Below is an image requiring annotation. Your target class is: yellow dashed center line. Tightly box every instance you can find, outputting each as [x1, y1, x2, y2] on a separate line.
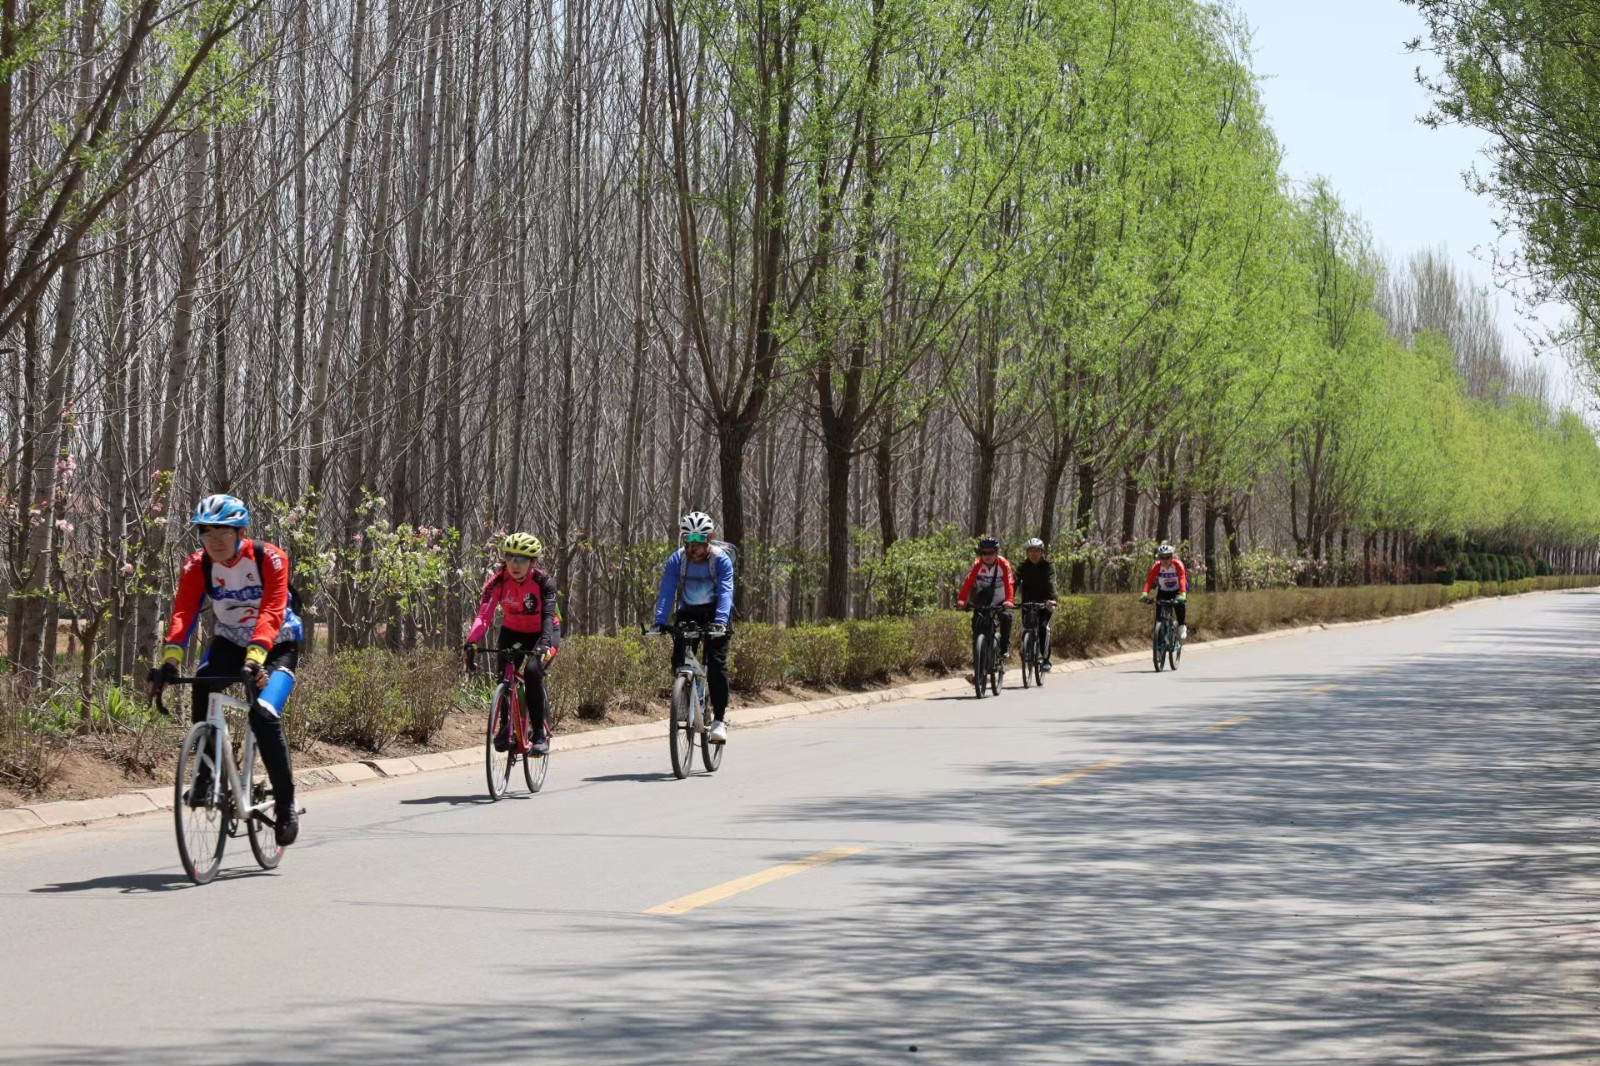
[1307, 683, 1337, 695]
[1210, 714, 1252, 730]
[645, 846, 868, 916]
[1031, 757, 1127, 789]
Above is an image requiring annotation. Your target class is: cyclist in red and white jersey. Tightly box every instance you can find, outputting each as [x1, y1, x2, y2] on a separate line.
[1139, 543, 1188, 640]
[958, 536, 1015, 657]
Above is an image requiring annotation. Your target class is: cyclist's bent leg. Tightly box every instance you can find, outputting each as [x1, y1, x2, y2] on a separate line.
[998, 610, 1014, 657]
[521, 661, 551, 748]
[1038, 608, 1054, 663]
[704, 626, 731, 722]
[190, 639, 247, 723]
[249, 643, 299, 820]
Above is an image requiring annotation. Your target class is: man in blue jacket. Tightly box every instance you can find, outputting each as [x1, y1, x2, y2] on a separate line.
[651, 510, 735, 744]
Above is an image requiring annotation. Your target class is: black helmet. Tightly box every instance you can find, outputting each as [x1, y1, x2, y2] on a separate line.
[978, 536, 1000, 552]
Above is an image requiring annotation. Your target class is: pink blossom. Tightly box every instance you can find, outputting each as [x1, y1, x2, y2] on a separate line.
[55, 520, 73, 535]
[122, 563, 135, 576]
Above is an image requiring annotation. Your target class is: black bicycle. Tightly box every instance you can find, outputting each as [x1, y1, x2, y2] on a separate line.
[1151, 598, 1182, 672]
[1019, 602, 1051, 688]
[968, 604, 1007, 698]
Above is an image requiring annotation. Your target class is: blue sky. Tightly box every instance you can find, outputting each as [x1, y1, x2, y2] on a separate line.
[1228, 0, 1580, 405]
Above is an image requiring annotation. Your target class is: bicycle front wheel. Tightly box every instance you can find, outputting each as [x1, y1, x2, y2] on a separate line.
[1169, 636, 1182, 671]
[244, 750, 282, 870]
[670, 676, 695, 778]
[174, 724, 228, 885]
[1020, 633, 1035, 689]
[972, 634, 988, 698]
[485, 685, 515, 799]
[1153, 624, 1167, 672]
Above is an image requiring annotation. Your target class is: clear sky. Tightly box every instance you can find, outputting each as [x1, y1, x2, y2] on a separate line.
[1228, 0, 1582, 408]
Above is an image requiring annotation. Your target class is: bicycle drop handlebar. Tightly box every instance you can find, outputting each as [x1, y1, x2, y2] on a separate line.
[150, 675, 254, 717]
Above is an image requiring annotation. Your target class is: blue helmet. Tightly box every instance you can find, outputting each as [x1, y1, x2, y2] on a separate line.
[190, 494, 250, 528]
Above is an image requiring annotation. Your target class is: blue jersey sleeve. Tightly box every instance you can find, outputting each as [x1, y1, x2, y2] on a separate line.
[713, 549, 734, 626]
[654, 550, 684, 625]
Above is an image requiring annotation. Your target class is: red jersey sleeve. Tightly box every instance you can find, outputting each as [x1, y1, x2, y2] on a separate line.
[958, 561, 981, 605]
[248, 541, 290, 650]
[163, 550, 210, 647]
[1001, 557, 1015, 604]
[1175, 560, 1188, 593]
[1142, 563, 1161, 594]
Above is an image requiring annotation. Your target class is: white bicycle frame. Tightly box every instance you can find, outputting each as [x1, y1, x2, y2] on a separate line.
[187, 690, 273, 826]
[674, 629, 710, 733]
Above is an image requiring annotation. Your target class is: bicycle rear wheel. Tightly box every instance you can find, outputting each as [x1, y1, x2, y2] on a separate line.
[244, 750, 282, 870]
[174, 724, 228, 885]
[1169, 637, 1182, 671]
[670, 676, 695, 778]
[1153, 623, 1167, 672]
[523, 714, 550, 793]
[485, 685, 515, 799]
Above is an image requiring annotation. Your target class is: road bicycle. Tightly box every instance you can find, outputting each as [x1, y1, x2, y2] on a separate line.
[1151, 598, 1183, 672]
[156, 676, 298, 885]
[1019, 602, 1051, 688]
[471, 643, 550, 799]
[653, 621, 723, 779]
[968, 604, 1007, 698]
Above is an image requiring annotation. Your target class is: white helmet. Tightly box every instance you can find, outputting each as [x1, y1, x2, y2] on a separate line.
[1024, 538, 1045, 550]
[680, 511, 715, 537]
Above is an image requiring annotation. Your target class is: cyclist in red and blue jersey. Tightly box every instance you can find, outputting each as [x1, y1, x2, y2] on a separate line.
[147, 494, 303, 846]
[650, 511, 734, 745]
[1140, 542, 1188, 640]
[958, 536, 1015, 657]
[463, 532, 560, 755]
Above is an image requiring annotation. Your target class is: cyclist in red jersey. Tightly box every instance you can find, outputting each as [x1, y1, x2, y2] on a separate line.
[958, 535, 1015, 657]
[463, 532, 560, 755]
[1139, 543, 1188, 640]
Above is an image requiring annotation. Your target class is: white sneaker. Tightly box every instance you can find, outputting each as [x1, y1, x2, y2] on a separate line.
[1178, 625, 1188, 640]
[708, 720, 728, 745]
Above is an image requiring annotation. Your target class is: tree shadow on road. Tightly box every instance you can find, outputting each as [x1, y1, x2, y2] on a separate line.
[12, 596, 1600, 1064]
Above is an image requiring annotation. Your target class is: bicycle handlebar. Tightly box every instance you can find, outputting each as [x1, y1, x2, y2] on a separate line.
[150, 674, 253, 717]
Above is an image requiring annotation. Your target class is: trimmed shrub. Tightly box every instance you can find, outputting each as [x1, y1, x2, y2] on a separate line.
[911, 611, 970, 671]
[730, 623, 787, 694]
[785, 625, 848, 687]
[294, 648, 460, 752]
[547, 635, 658, 722]
[842, 620, 915, 686]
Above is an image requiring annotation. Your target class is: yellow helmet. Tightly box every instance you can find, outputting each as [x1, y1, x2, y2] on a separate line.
[500, 532, 543, 558]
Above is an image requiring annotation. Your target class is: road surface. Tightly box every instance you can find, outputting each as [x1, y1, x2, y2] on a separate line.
[3, 591, 1598, 1064]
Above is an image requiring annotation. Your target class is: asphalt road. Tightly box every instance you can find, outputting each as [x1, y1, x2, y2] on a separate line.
[3, 591, 1599, 1065]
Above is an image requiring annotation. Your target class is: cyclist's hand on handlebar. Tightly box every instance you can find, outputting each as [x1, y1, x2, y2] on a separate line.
[146, 662, 176, 696]
[708, 623, 727, 639]
[957, 601, 968, 611]
[647, 623, 669, 636]
[1177, 593, 1187, 602]
[1139, 593, 1152, 603]
[461, 642, 476, 671]
[1047, 599, 1056, 608]
[1003, 601, 1014, 610]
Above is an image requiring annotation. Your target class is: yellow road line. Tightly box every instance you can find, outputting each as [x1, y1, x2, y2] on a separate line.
[645, 846, 868, 916]
[1307, 683, 1337, 694]
[1210, 714, 1252, 730]
[1031, 757, 1127, 789]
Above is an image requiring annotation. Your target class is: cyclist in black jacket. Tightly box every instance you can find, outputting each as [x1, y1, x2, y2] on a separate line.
[1015, 538, 1057, 670]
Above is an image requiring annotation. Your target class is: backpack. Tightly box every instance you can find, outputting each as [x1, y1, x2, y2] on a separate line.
[202, 540, 304, 616]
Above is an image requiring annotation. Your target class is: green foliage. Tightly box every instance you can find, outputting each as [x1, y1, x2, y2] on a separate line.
[292, 649, 461, 752]
[784, 626, 849, 688]
[841, 619, 915, 685]
[729, 624, 786, 694]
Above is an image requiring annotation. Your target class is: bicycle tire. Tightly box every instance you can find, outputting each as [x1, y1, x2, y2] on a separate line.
[670, 676, 695, 778]
[244, 749, 282, 870]
[1020, 633, 1034, 689]
[1170, 636, 1182, 671]
[699, 682, 723, 772]
[1153, 621, 1166, 672]
[989, 647, 1002, 695]
[972, 634, 987, 699]
[523, 709, 550, 792]
[174, 724, 228, 885]
[485, 684, 515, 799]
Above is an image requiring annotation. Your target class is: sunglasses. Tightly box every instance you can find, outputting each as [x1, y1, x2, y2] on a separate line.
[683, 533, 710, 544]
[504, 554, 534, 564]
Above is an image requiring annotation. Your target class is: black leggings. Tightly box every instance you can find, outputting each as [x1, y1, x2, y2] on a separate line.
[191, 640, 298, 810]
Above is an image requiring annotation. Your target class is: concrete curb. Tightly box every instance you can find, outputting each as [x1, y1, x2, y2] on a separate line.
[1, 586, 1587, 839]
